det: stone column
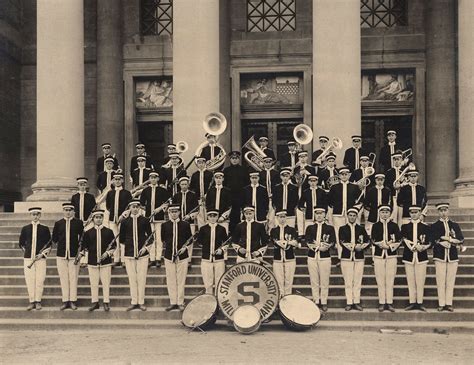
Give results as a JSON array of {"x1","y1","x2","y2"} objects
[
  {"x1": 312, "y1": 0, "x2": 361, "y2": 166},
  {"x1": 425, "y1": 0, "x2": 456, "y2": 200},
  {"x1": 452, "y1": 0, "x2": 474, "y2": 207},
  {"x1": 96, "y1": 0, "x2": 123, "y2": 167},
  {"x1": 28, "y1": 0, "x2": 84, "y2": 203}
]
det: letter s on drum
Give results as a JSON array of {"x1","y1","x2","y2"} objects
[{"x1": 237, "y1": 282, "x2": 260, "y2": 305}]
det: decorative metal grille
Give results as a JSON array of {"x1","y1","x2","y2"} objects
[
  {"x1": 360, "y1": 0, "x2": 407, "y2": 28},
  {"x1": 247, "y1": 0, "x2": 296, "y2": 32},
  {"x1": 141, "y1": 0, "x2": 173, "y2": 36}
]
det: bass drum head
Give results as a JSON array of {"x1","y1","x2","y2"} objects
[
  {"x1": 279, "y1": 294, "x2": 321, "y2": 331},
  {"x1": 233, "y1": 305, "x2": 262, "y2": 334},
  {"x1": 182, "y1": 294, "x2": 218, "y2": 329}
]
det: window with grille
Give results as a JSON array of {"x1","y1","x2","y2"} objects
[
  {"x1": 141, "y1": 0, "x2": 173, "y2": 36},
  {"x1": 360, "y1": 0, "x2": 407, "y2": 28},
  {"x1": 247, "y1": 0, "x2": 296, "y2": 32}
]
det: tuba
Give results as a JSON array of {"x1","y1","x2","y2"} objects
[
  {"x1": 293, "y1": 124, "x2": 313, "y2": 146},
  {"x1": 176, "y1": 141, "x2": 188, "y2": 154},
  {"x1": 242, "y1": 136, "x2": 267, "y2": 172},
  {"x1": 195, "y1": 112, "x2": 227, "y2": 171}
]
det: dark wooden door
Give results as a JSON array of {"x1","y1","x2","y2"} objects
[{"x1": 137, "y1": 122, "x2": 172, "y2": 167}]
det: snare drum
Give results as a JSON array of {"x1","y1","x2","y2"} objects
[
  {"x1": 233, "y1": 305, "x2": 261, "y2": 334},
  {"x1": 182, "y1": 294, "x2": 218, "y2": 330},
  {"x1": 279, "y1": 294, "x2": 321, "y2": 331}
]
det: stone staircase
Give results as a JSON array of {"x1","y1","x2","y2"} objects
[{"x1": 1, "y1": 210, "x2": 474, "y2": 331}]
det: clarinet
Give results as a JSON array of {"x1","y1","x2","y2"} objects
[{"x1": 27, "y1": 238, "x2": 53, "y2": 269}]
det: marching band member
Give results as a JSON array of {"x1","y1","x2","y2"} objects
[
  {"x1": 52, "y1": 203, "x2": 84, "y2": 310},
  {"x1": 401, "y1": 205, "x2": 431, "y2": 311},
  {"x1": 343, "y1": 135, "x2": 368, "y2": 172},
  {"x1": 258, "y1": 136, "x2": 275, "y2": 160},
  {"x1": 272, "y1": 168, "x2": 299, "y2": 228},
  {"x1": 19, "y1": 207, "x2": 51, "y2": 310},
  {"x1": 161, "y1": 205, "x2": 192, "y2": 311},
  {"x1": 243, "y1": 172, "x2": 269, "y2": 224},
  {"x1": 71, "y1": 177, "x2": 96, "y2": 224},
  {"x1": 311, "y1": 136, "x2": 330, "y2": 166},
  {"x1": 199, "y1": 133, "x2": 224, "y2": 166},
  {"x1": 140, "y1": 171, "x2": 171, "y2": 268},
  {"x1": 164, "y1": 152, "x2": 187, "y2": 196},
  {"x1": 105, "y1": 172, "x2": 132, "y2": 265},
  {"x1": 431, "y1": 203, "x2": 464, "y2": 312},
  {"x1": 197, "y1": 210, "x2": 228, "y2": 295},
  {"x1": 131, "y1": 156, "x2": 152, "y2": 188},
  {"x1": 339, "y1": 207, "x2": 370, "y2": 311},
  {"x1": 205, "y1": 171, "x2": 232, "y2": 232},
  {"x1": 130, "y1": 142, "x2": 154, "y2": 175},
  {"x1": 305, "y1": 207, "x2": 336, "y2": 311},
  {"x1": 293, "y1": 151, "x2": 315, "y2": 195},
  {"x1": 318, "y1": 152, "x2": 339, "y2": 190},
  {"x1": 279, "y1": 140, "x2": 298, "y2": 170},
  {"x1": 297, "y1": 175, "x2": 328, "y2": 236},
  {"x1": 385, "y1": 152, "x2": 404, "y2": 224},
  {"x1": 363, "y1": 174, "x2": 392, "y2": 235},
  {"x1": 82, "y1": 209, "x2": 116, "y2": 312},
  {"x1": 96, "y1": 142, "x2": 119, "y2": 173},
  {"x1": 119, "y1": 200, "x2": 152, "y2": 311},
  {"x1": 379, "y1": 130, "x2": 399, "y2": 172},
  {"x1": 370, "y1": 205, "x2": 401, "y2": 312},
  {"x1": 270, "y1": 210, "x2": 299, "y2": 296},
  {"x1": 223, "y1": 151, "x2": 249, "y2": 233},
  {"x1": 232, "y1": 206, "x2": 269, "y2": 263},
  {"x1": 189, "y1": 157, "x2": 213, "y2": 200},
  {"x1": 259, "y1": 156, "x2": 279, "y2": 199},
  {"x1": 397, "y1": 169, "x2": 428, "y2": 225},
  {"x1": 96, "y1": 156, "x2": 116, "y2": 193},
  {"x1": 161, "y1": 143, "x2": 177, "y2": 167},
  {"x1": 349, "y1": 155, "x2": 375, "y2": 189}
]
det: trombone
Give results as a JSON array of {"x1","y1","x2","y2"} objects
[{"x1": 393, "y1": 162, "x2": 416, "y2": 188}]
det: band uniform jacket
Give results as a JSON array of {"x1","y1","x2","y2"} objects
[
  {"x1": 82, "y1": 226, "x2": 116, "y2": 266},
  {"x1": 19, "y1": 223, "x2": 51, "y2": 259},
  {"x1": 363, "y1": 186, "x2": 392, "y2": 223},
  {"x1": 71, "y1": 192, "x2": 96, "y2": 221},
  {"x1": 292, "y1": 164, "x2": 316, "y2": 192},
  {"x1": 131, "y1": 167, "x2": 152, "y2": 187},
  {"x1": 343, "y1": 147, "x2": 369, "y2": 171},
  {"x1": 298, "y1": 187, "x2": 328, "y2": 219},
  {"x1": 379, "y1": 143, "x2": 399, "y2": 172},
  {"x1": 431, "y1": 219, "x2": 464, "y2": 262},
  {"x1": 400, "y1": 221, "x2": 431, "y2": 264},
  {"x1": 232, "y1": 221, "x2": 269, "y2": 259},
  {"x1": 119, "y1": 215, "x2": 152, "y2": 258},
  {"x1": 384, "y1": 167, "x2": 402, "y2": 196},
  {"x1": 190, "y1": 169, "x2": 213, "y2": 198},
  {"x1": 105, "y1": 188, "x2": 133, "y2": 223},
  {"x1": 319, "y1": 166, "x2": 339, "y2": 190},
  {"x1": 370, "y1": 221, "x2": 401, "y2": 258},
  {"x1": 96, "y1": 155, "x2": 119, "y2": 174},
  {"x1": 223, "y1": 164, "x2": 250, "y2": 193},
  {"x1": 52, "y1": 218, "x2": 84, "y2": 259},
  {"x1": 161, "y1": 219, "x2": 192, "y2": 261},
  {"x1": 272, "y1": 183, "x2": 299, "y2": 216},
  {"x1": 242, "y1": 184, "x2": 270, "y2": 222},
  {"x1": 327, "y1": 182, "x2": 360, "y2": 215},
  {"x1": 96, "y1": 170, "x2": 114, "y2": 192},
  {"x1": 172, "y1": 190, "x2": 199, "y2": 216},
  {"x1": 163, "y1": 166, "x2": 187, "y2": 193},
  {"x1": 339, "y1": 224, "x2": 370, "y2": 261},
  {"x1": 199, "y1": 144, "x2": 224, "y2": 163},
  {"x1": 205, "y1": 186, "x2": 232, "y2": 215},
  {"x1": 270, "y1": 225, "x2": 298, "y2": 262},
  {"x1": 259, "y1": 169, "x2": 280, "y2": 197},
  {"x1": 304, "y1": 223, "x2": 336, "y2": 259},
  {"x1": 140, "y1": 185, "x2": 171, "y2": 221},
  {"x1": 130, "y1": 154, "x2": 154, "y2": 175},
  {"x1": 279, "y1": 151, "x2": 298, "y2": 170},
  {"x1": 197, "y1": 223, "x2": 228, "y2": 261},
  {"x1": 397, "y1": 184, "x2": 428, "y2": 218}
]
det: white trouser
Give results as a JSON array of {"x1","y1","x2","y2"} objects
[
  {"x1": 188, "y1": 224, "x2": 197, "y2": 259},
  {"x1": 373, "y1": 257, "x2": 397, "y2": 304},
  {"x1": 56, "y1": 258, "x2": 80, "y2": 302},
  {"x1": 108, "y1": 222, "x2": 122, "y2": 263},
  {"x1": 391, "y1": 196, "x2": 402, "y2": 225},
  {"x1": 81, "y1": 220, "x2": 94, "y2": 264},
  {"x1": 273, "y1": 260, "x2": 296, "y2": 296},
  {"x1": 404, "y1": 262, "x2": 427, "y2": 304},
  {"x1": 307, "y1": 257, "x2": 331, "y2": 304},
  {"x1": 88, "y1": 265, "x2": 112, "y2": 303},
  {"x1": 332, "y1": 216, "x2": 346, "y2": 258},
  {"x1": 150, "y1": 222, "x2": 163, "y2": 262},
  {"x1": 165, "y1": 259, "x2": 188, "y2": 305},
  {"x1": 435, "y1": 261, "x2": 458, "y2": 306},
  {"x1": 197, "y1": 205, "x2": 206, "y2": 228},
  {"x1": 201, "y1": 260, "x2": 226, "y2": 294},
  {"x1": 340, "y1": 260, "x2": 364, "y2": 305},
  {"x1": 295, "y1": 209, "x2": 306, "y2": 235},
  {"x1": 124, "y1": 257, "x2": 149, "y2": 305},
  {"x1": 23, "y1": 259, "x2": 47, "y2": 303}
]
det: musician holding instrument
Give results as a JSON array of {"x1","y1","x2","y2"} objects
[
  {"x1": 163, "y1": 152, "x2": 187, "y2": 196},
  {"x1": 205, "y1": 171, "x2": 232, "y2": 232},
  {"x1": 131, "y1": 156, "x2": 152, "y2": 188},
  {"x1": 130, "y1": 142, "x2": 154, "y2": 176},
  {"x1": 258, "y1": 136, "x2": 275, "y2": 160},
  {"x1": 96, "y1": 142, "x2": 119, "y2": 174},
  {"x1": 311, "y1": 136, "x2": 330, "y2": 166},
  {"x1": 243, "y1": 172, "x2": 269, "y2": 224},
  {"x1": 343, "y1": 135, "x2": 368, "y2": 172},
  {"x1": 397, "y1": 169, "x2": 428, "y2": 225},
  {"x1": 272, "y1": 168, "x2": 299, "y2": 229},
  {"x1": 52, "y1": 203, "x2": 84, "y2": 310},
  {"x1": 305, "y1": 207, "x2": 336, "y2": 312},
  {"x1": 81, "y1": 209, "x2": 116, "y2": 312},
  {"x1": 270, "y1": 210, "x2": 299, "y2": 296},
  {"x1": 318, "y1": 152, "x2": 339, "y2": 191},
  {"x1": 379, "y1": 130, "x2": 400, "y2": 172},
  {"x1": 363, "y1": 174, "x2": 392, "y2": 235},
  {"x1": 190, "y1": 156, "x2": 213, "y2": 225},
  {"x1": 297, "y1": 175, "x2": 328, "y2": 236},
  {"x1": 96, "y1": 156, "x2": 116, "y2": 198},
  {"x1": 198, "y1": 133, "x2": 225, "y2": 167},
  {"x1": 259, "y1": 156, "x2": 279, "y2": 199},
  {"x1": 19, "y1": 207, "x2": 51, "y2": 311},
  {"x1": 71, "y1": 177, "x2": 96, "y2": 225},
  {"x1": 292, "y1": 151, "x2": 316, "y2": 195},
  {"x1": 119, "y1": 200, "x2": 152, "y2": 311},
  {"x1": 279, "y1": 140, "x2": 298, "y2": 170},
  {"x1": 384, "y1": 152, "x2": 404, "y2": 225}
]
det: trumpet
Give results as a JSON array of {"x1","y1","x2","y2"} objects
[
  {"x1": 393, "y1": 162, "x2": 416, "y2": 187},
  {"x1": 368, "y1": 152, "x2": 376, "y2": 168},
  {"x1": 314, "y1": 137, "x2": 343, "y2": 165},
  {"x1": 243, "y1": 135, "x2": 267, "y2": 172}
]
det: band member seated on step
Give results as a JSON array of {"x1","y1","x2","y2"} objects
[
  {"x1": 363, "y1": 173, "x2": 392, "y2": 235},
  {"x1": 396, "y1": 169, "x2": 428, "y2": 225},
  {"x1": 96, "y1": 142, "x2": 119, "y2": 174},
  {"x1": 205, "y1": 171, "x2": 232, "y2": 232},
  {"x1": 272, "y1": 168, "x2": 299, "y2": 229},
  {"x1": 81, "y1": 209, "x2": 116, "y2": 312},
  {"x1": 339, "y1": 207, "x2": 370, "y2": 311},
  {"x1": 297, "y1": 174, "x2": 328, "y2": 237},
  {"x1": 19, "y1": 207, "x2": 51, "y2": 311},
  {"x1": 305, "y1": 207, "x2": 336, "y2": 312},
  {"x1": 232, "y1": 206, "x2": 269, "y2": 263},
  {"x1": 52, "y1": 203, "x2": 84, "y2": 311},
  {"x1": 161, "y1": 204, "x2": 192, "y2": 312},
  {"x1": 243, "y1": 173, "x2": 269, "y2": 224},
  {"x1": 71, "y1": 177, "x2": 96, "y2": 224},
  {"x1": 400, "y1": 205, "x2": 431, "y2": 312},
  {"x1": 119, "y1": 200, "x2": 152, "y2": 311},
  {"x1": 270, "y1": 210, "x2": 299, "y2": 297},
  {"x1": 370, "y1": 205, "x2": 402, "y2": 312},
  {"x1": 197, "y1": 210, "x2": 228, "y2": 295},
  {"x1": 431, "y1": 202, "x2": 464, "y2": 312},
  {"x1": 131, "y1": 156, "x2": 152, "y2": 188}
]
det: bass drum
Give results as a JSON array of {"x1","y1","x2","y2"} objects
[
  {"x1": 279, "y1": 294, "x2": 321, "y2": 331},
  {"x1": 233, "y1": 305, "x2": 262, "y2": 334},
  {"x1": 181, "y1": 294, "x2": 218, "y2": 330}
]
